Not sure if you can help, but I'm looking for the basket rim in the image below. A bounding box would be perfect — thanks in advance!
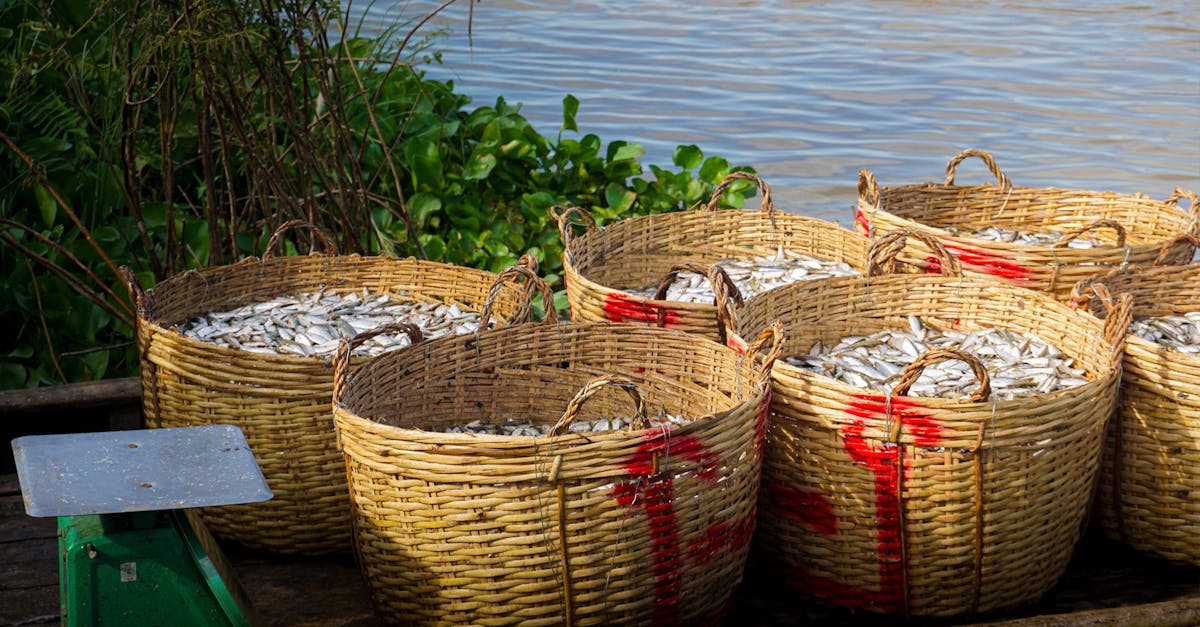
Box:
[133,254,530,365]
[858,207,1193,253]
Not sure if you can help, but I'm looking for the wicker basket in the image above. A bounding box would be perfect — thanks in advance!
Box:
[854,148,1199,300]
[331,321,781,626]
[122,222,544,555]
[735,228,1131,617]
[1071,249,1200,566]
[560,172,869,343]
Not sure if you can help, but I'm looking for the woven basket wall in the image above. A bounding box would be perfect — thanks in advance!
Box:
[124,225,534,555]
[332,321,780,626]
[735,230,1129,617]
[854,148,1199,301]
[560,172,869,343]
[1073,254,1200,566]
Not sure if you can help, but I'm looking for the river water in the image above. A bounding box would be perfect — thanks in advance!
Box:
[354,0,1199,225]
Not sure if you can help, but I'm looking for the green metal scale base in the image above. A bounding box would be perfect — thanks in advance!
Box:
[12,425,273,627]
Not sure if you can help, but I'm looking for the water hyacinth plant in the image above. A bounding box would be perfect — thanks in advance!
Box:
[0,0,754,388]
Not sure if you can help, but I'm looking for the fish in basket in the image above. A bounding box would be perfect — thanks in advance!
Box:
[735,228,1131,617]
[559,172,869,343]
[854,148,1198,301]
[122,220,548,555]
[332,319,782,625]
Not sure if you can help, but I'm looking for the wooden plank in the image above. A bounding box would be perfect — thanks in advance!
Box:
[0,378,140,415]
[232,555,382,627]
[0,493,56,544]
[0,536,57,593]
[977,596,1200,627]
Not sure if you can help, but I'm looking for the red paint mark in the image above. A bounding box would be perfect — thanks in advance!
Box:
[612,430,722,625]
[943,243,1031,282]
[783,565,903,611]
[844,395,944,447]
[854,207,872,236]
[809,394,943,612]
[689,513,755,567]
[725,334,748,355]
[767,481,837,536]
[923,254,943,274]
[602,292,682,326]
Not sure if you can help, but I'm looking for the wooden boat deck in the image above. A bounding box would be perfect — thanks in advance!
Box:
[2,380,1198,626]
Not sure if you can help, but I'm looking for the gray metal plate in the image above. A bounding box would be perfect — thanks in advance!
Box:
[11,425,273,517]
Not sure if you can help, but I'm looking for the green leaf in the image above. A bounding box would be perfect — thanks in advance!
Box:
[608,141,645,162]
[0,363,27,389]
[405,140,444,189]
[672,145,703,170]
[699,156,731,183]
[34,184,57,226]
[5,345,34,359]
[93,225,121,244]
[463,153,498,181]
[561,94,579,134]
[419,234,446,261]
[409,193,442,225]
[604,183,636,213]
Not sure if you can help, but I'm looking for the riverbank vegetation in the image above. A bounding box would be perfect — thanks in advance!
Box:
[0,0,753,389]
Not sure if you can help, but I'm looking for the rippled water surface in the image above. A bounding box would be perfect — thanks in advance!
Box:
[355,1,1199,224]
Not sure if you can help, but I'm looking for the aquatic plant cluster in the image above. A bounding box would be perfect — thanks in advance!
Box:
[0,0,755,389]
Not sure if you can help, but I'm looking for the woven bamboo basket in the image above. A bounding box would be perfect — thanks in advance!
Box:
[1070,243,1200,566]
[735,228,1131,617]
[559,172,869,343]
[854,148,1199,301]
[331,320,781,626]
[122,221,543,556]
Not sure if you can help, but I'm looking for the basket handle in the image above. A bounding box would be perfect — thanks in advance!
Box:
[944,148,1013,190]
[653,262,744,343]
[332,322,424,401]
[551,205,597,253]
[550,375,648,436]
[262,220,339,259]
[867,227,963,277]
[704,172,775,216]
[745,321,785,382]
[1053,219,1126,248]
[480,260,556,329]
[891,347,992,403]
[858,169,880,208]
[1069,281,1134,368]
[1153,233,1200,266]
[118,265,144,313]
[1164,187,1199,234]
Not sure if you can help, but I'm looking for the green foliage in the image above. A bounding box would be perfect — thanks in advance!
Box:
[0,0,753,389]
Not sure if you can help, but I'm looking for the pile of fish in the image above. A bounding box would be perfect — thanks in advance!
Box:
[1129,312,1200,355]
[444,412,688,435]
[628,249,859,303]
[785,316,1090,400]
[175,288,481,358]
[949,225,1101,249]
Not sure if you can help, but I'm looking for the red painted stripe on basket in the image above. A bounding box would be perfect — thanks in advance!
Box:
[842,421,905,612]
[601,293,683,325]
[784,566,901,611]
[854,207,871,236]
[844,395,943,447]
[942,243,1031,281]
[612,430,722,625]
[923,254,943,274]
[835,394,944,612]
[689,513,755,567]
[768,481,837,536]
